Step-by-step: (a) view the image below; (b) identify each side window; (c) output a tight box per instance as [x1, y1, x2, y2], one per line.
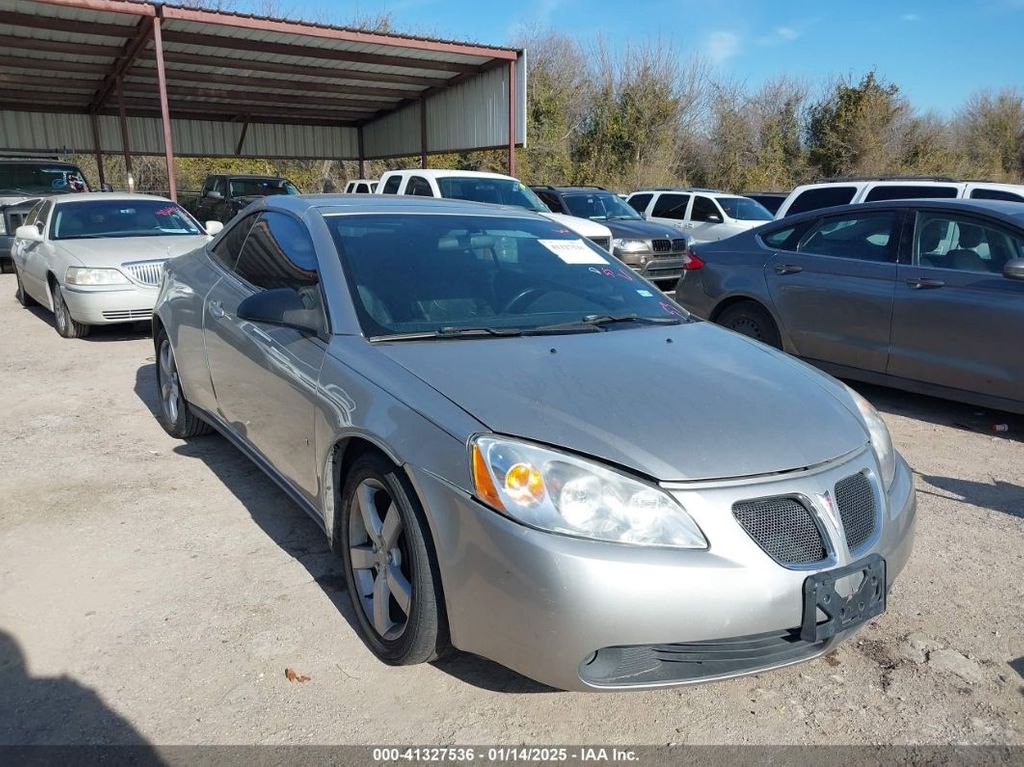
[626, 193, 652, 214]
[381, 175, 402, 195]
[799, 211, 900, 262]
[37, 200, 54, 236]
[786, 186, 857, 216]
[536, 191, 563, 212]
[201, 177, 216, 196]
[651, 193, 691, 220]
[864, 184, 958, 202]
[214, 177, 227, 197]
[404, 176, 433, 197]
[913, 212, 1024, 273]
[691, 196, 721, 222]
[970, 187, 1024, 203]
[24, 201, 43, 227]
[760, 222, 811, 251]
[234, 212, 322, 312]
[210, 213, 258, 271]
[355, 183, 369, 194]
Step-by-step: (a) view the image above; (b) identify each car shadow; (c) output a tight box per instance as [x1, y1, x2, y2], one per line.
[845, 381, 1024, 444]
[917, 474, 1024, 519]
[0, 628, 164, 755]
[22, 304, 150, 343]
[133, 362, 560, 695]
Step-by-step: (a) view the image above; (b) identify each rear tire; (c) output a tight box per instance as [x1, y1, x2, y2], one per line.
[155, 329, 213, 438]
[50, 281, 90, 338]
[716, 301, 782, 349]
[339, 452, 449, 666]
[14, 267, 37, 307]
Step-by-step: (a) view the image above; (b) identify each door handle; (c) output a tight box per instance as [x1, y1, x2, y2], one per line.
[905, 277, 945, 289]
[208, 300, 228, 319]
[774, 264, 803, 275]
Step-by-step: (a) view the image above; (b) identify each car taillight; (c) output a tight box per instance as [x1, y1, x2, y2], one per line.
[682, 248, 704, 270]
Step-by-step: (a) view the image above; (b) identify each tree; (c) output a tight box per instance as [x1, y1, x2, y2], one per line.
[955, 89, 1024, 182]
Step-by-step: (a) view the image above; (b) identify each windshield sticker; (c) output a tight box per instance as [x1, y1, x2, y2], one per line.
[659, 301, 686, 318]
[539, 239, 607, 265]
[637, 289, 653, 297]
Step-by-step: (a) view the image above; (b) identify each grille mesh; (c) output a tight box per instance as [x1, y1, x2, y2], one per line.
[835, 473, 876, 550]
[733, 497, 827, 565]
[671, 238, 688, 252]
[652, 239, 671, 253]
[123, 261, 165, 287]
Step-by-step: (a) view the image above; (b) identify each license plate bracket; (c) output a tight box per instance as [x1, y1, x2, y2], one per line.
[801, 555, 886, 643]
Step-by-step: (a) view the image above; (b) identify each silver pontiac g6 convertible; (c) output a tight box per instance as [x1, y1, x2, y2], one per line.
[152, 194, 916, 691]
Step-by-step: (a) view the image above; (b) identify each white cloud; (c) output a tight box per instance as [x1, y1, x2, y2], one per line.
[705, 30, 740, 64]
[901, 12, 921, 21]
[775, 26, 799, 41]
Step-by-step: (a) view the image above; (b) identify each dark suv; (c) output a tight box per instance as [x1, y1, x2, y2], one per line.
[532, 186, 696, 285]
[191, 174, 299, 225]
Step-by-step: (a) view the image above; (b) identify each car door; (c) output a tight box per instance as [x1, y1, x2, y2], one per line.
[194, 176, 219, 222]
[688, 195, 724, 243]
[648, 193, 691, 231]
[203, 210, 329, 503]
[764, 209, 905, 374]
[19, 199, 54, 302]
[888, 209, 1024, 402]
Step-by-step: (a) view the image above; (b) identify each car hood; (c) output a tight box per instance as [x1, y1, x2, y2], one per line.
[540, 212, 612, 239]
[375, 322, 869, 481]
[603, 218, 683, 240]
[55, 235, 209, 267]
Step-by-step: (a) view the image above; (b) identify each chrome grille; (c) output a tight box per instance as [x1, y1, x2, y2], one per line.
[122, 260, 165, 287]
[588, 236, 610, 252]
[102, 309, 152, 321]
[835, 473, 876, 550]
[651, 239, 671, 253]
[733, 497, 827, 566]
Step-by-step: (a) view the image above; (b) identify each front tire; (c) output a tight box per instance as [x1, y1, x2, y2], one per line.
[51, 281, 90, 338]
[339, 453, 449, 666]
[155, 329, 212, 438]
[717, 301, 782, 349]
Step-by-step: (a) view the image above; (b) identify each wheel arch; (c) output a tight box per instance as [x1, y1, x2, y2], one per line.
[709, 293, 776, 324]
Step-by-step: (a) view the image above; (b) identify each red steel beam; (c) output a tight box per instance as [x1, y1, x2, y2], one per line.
[152, 15, 175, 201]
[120, 80, 393, 111]
[0, 34, 122, 58]
[90, 112, 106, 187]
[116, 77, 133, 176]
[128, 66, 418, 99]
[0, 75, 96, 92]
[90, 16, 155, 112]
[0, 55, 112, 76]
[420, 101, 427, 168]
[116, 96, 371, 122]
[508, 58, 516, 177]
[0, 9, 134, 38]
[159, 5, 517, 62]
[31, 0, 154, 16]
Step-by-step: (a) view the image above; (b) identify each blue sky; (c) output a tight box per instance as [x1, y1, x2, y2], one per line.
[263, 0, 1023, 114]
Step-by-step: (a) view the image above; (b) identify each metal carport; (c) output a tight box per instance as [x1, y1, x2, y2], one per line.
[0, 0, 526, 199]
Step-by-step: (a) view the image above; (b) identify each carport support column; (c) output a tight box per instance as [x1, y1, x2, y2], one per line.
[152, 15, 177, 201]
[90, 113, 106, 188]
[507, 58, 516, 177]
[420, 100, 428, 169]
[357, 125, 365, 179]
[116, 78, 133, 180]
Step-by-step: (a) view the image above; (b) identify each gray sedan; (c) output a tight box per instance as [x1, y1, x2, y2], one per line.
[153, 195, 916, 691]
[675, 199, 1024, 415]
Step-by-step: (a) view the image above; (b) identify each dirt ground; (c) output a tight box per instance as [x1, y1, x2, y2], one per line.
[0, 272, 1022, 747]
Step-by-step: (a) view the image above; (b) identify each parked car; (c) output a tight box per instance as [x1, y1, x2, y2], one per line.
[152, 193, 915, 691]
[674, 198, 1024, 415]
[531, 185, 696, 285]
[191, 174, 299, 224]
[743, 192, 788, 216]
[11, 193, 221, 338]
[626, 189, 774, 244]
[774, 176, 1024, 219]
[344, 179, 378, 194]
[0, 157, 91, 273]
[377, 169, 612, 250]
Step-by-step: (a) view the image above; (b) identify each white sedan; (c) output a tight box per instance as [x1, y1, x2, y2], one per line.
[11, 193, 222, 338]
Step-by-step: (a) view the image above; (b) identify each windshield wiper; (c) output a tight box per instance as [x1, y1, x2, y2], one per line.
[370, 326, 524, 343]
[531, 313, 683, 333]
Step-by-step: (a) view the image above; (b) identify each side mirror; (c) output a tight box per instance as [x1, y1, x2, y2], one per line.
[1004, 257, 1024, 281]
[15, 224, 42, 243]
[205, 220, 224, 236]
[205, 190, 223, 200]
[706, 214, 723, 224]
[236, 288, 324, 336]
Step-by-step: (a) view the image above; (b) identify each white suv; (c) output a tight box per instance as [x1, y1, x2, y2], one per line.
[625, 189, 773, 244]
[343, 179, 377, 194]
[774, 177, 1024, 219]
[377, 169, 612, 250]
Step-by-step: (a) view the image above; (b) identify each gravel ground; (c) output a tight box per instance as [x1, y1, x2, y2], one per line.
[0, 272, 1021, 747]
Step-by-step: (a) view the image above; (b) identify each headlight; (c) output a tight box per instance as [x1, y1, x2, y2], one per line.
[470, 436, 707, 549]
[64, 267, 130, 286]
[611, 238, 650, 253]
[847, 387, 896, 490]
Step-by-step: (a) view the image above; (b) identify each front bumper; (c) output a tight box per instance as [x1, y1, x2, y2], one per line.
[616, 252, 686, 283]
[61, 283, 158, 325]
[413, 447, 916, 691]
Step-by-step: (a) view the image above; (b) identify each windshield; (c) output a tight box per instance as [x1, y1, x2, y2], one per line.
[0, 164, 90, 195]
[51, 199, 204, 240]
[436, 177, 549, 212]
[228, 178, 298, 197]
[327, 213, 689, 339]
[718, 197, 773, 221]
[562, 192, 643, 221]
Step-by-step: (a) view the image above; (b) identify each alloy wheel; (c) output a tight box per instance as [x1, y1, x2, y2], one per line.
[348, 478, 413, 641]
[53, 287, 68, 333]
[158, 339, 181, 425]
